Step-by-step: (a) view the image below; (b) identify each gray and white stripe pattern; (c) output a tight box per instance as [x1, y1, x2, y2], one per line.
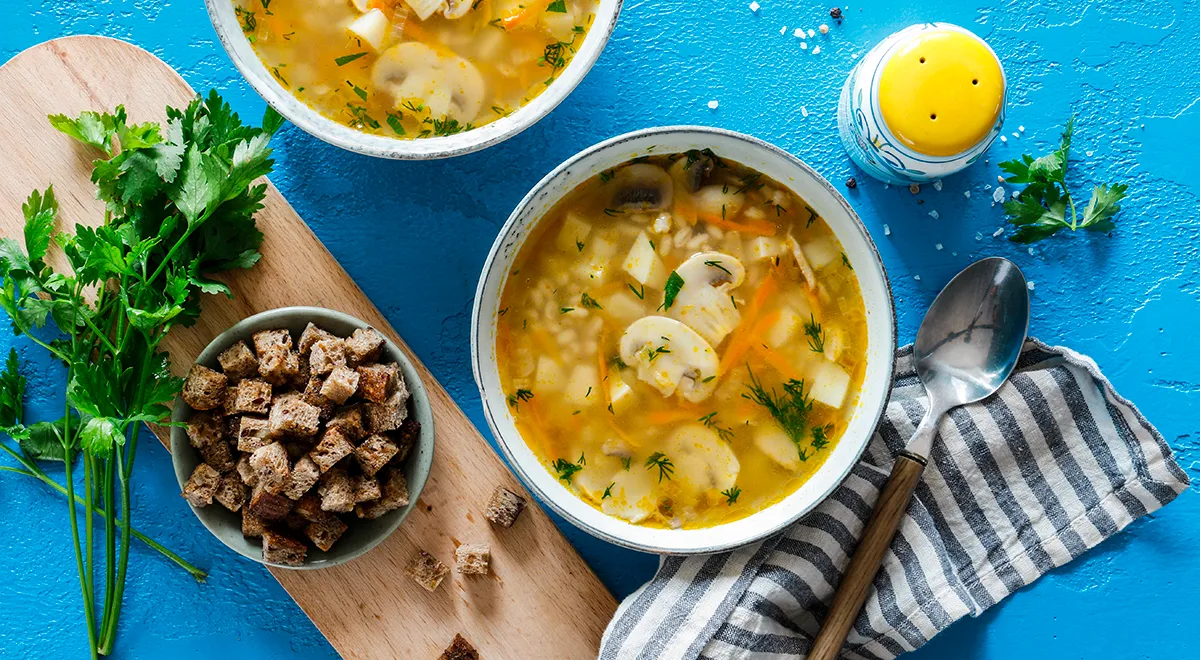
[600, 339, 1189, 660]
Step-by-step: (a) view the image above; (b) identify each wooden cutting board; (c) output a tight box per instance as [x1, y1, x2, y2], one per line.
[0, 35, 617, 659]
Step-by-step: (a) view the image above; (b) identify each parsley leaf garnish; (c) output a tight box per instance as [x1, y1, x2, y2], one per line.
[742, 366, 813, 447]
[721, 485, 741, 505]
[658, 271, 685, 311]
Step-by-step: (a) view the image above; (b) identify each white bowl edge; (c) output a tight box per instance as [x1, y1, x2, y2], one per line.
[471, 126, 897, 554]
[204, 0, 624, 160]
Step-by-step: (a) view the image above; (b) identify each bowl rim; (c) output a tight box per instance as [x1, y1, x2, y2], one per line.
[170, 306, 435, 570]
[203, 0, 624, 160]
[471, 125, 898, 554]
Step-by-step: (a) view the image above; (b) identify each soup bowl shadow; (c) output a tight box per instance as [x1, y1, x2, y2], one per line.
[471, 126, 897, 555]
[204, 0, 624, 160]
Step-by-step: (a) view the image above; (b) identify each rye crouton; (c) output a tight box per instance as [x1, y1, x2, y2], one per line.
[181, 463, 221, 507]
[268, 393, 321, 437]
[439, 634, 479, 660]
[222, 389, 241, 418]
[236, 454, 258, 487]
[282, 456, 321, 500]
[262, 530, 307, 567]
[237, 416, 272, 452]
[249, 442, 291, 494]
[327, 406, 366, 441]
[454, 543, 491, 575]
[214, 473, 248, 512]
[310, 427, 355, 473]
[233, 379, 273, 415]
[292, 493, 325, 522]
[298, 322, 336, 355]
[355, 469, 410, 519]
[186, 412, 224, 449]
[484, 486, 527, 528]
[354, 434, 399, 478]
[198, 437, 236, 473]
[217, 340, 259, 381]
[318, 467, 356, 513]
[392, 418, 420, 464]
[252, 328, 292, 356]
[355, 363, 397, 404]
[352, 475, 381, 503]
[320, 365, 359, 404]
[258, 347, 300, 386]
[405, 551, 450, 592]
[309, 338, 347, 375]
[241, 511, 268, 538]
[182, 364, 227, 411]
[302, 377, 335, 420]
[305, 516, 349, 552]
[345, 327, 385, 365]
[248, 487, 292, 520]
[363, 389, 409, 433]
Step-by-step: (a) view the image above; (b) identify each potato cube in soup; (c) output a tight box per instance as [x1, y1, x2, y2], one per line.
[810, 360, 852, 409]
[823, 325, 845, 362]
[749, 236, 785, 262]
[346, 9, 388, 51]
[590, 235, 620, 259]
[534, 356, 565, 393]
[598, 289, 646, 325]
[755, 424, 801, 472]
[622, 231, 668, 290]
[601, 468, 656, 524]
[572, 256, 609, 284]
[764, 306, 804, 349]
[606, 375, 634, 414]
[555, 212, 593, 252]
[564, 365, 599, 409]
[802, 238, 839, 269]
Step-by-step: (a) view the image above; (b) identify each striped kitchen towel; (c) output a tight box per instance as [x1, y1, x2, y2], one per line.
[600, 339, 1189, 660]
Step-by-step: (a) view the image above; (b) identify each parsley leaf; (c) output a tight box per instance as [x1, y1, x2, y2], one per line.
[658, 271, 685, 311]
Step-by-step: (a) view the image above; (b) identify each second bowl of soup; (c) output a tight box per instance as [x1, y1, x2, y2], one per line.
[472, 127, 896, 554]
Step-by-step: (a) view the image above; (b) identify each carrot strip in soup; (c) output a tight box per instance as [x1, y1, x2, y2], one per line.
[696, 211, 777, 237]
[501, 0, 553, 30]
[719, 268, 779, 375]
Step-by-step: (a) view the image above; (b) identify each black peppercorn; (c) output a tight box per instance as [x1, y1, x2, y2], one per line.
[845, 177, 857, 189]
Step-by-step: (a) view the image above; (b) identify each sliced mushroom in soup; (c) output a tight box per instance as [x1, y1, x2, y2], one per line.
[495, 151, 869, 529]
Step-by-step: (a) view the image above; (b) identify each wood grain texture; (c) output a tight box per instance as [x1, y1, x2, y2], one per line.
[808, 452, 926, 660]
[0, 35, 616, 659]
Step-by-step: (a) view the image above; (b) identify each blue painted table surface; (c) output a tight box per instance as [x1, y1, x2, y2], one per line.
[1, 0, 1198, 658]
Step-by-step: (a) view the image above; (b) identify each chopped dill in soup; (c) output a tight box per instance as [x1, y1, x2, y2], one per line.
[233, 0, 598, 138]
[496, 151, 869, 529]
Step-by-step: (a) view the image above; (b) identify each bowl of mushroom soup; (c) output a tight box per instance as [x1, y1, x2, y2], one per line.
[472, 127, 897, 554]
[205, 0, 623, 159]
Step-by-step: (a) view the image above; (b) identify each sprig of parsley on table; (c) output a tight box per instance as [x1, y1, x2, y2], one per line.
[999, 117, 1128, 244]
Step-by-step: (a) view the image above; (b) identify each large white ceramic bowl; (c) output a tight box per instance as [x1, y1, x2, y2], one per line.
[204, 0, 623, 159]
[471, 127, 897, 554]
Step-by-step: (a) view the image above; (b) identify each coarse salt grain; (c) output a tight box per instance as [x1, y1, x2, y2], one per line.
[1086, 150, 1094, 157]
[808, 28, 816, 37]
[794, 27, 804, 37]
[801, 42, 808, 49]
[932, 180, 943, 191]
[975, 232, 983, 241]
[952, 251, 958, 256]
[914, 275, 922, 281]
[1012, 132, 1020, 138]
[780, 25, 787, 35]
[883, 224, 891, 236]
[964, 190, 972, 198]
[1000, 135, 1008, 143]
[1018, 125, 1025, 132]
[801, 106, 809, 117]
[819, 24, 829, 34]
[707, 100, 719, 109]
[992, 187, 1005, 203]
[929, 210, 939, 219]
[749, 1, 759, 11]
[1027, 247, 1034, 255]
[984, 184, 992, 190]
[1027, 281, 1035, 291]
[935, 243, 944, 250]
[992, 227, 1004, 237]
[812, 46, 821, 54]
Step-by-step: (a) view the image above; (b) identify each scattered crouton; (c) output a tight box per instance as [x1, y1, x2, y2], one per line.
[283, 456, 321, 500]
[439, 634, 479, 660]
[363, 390, 409, 433]
[236, 454, 258, 487]
[320, 365, 359, 404]
[214, 473, 248, 512]
[262, 530, 308, 566]
[293, 493, 326, 522]
[186, 412, 224, 449]
[356, 363, 397, 404]
[391, 418, 420, 464]
[182, 364, 227, 411]
[455, 543, 491, 576]
[327, 405, 366, 441]
[318, 467, 356, 513]
[345, 327, 385, 365]
[233, 378, 273, 415]
[248, 487, 292, 520]
[249, 441, 291, 494]
[268, 393, 322, 437]
[305, 516, 349, 552]
[310, 427, 355, 473]
[355, 434, 399, 477]
[199, 437, 236, 473]
[298, 322, 336, 355]
[309, 337, 347, 375]
[485, 486, 527, 528]
[405, 550, 450, 592]
[252, 329, 292, 356]
[242, 511, 267, 538]
[258, 346, 300, 386]
[181, 463, 221, 507]
[237, 416, 272, 452]
[217, 341, 259, 381]
[352, 475, 381, 503]
[355, 468, 409, 519]
[302, 377, 335, 420]
[222, 389, 240, 418]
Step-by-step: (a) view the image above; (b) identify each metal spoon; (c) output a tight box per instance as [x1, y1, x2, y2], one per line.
[810, 257, 1029, 660]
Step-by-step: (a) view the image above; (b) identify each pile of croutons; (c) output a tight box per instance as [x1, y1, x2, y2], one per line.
[180, 322, 419, 566]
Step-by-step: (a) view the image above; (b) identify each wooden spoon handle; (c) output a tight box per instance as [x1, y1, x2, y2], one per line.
[808, 451, 927, 660]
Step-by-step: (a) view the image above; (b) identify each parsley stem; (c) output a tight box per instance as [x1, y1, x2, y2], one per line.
[0, 464, 206, 581]
[62, 442, 99, 659]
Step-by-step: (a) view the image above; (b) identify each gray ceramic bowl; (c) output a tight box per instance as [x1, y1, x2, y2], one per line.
[171, 307, 434, 570]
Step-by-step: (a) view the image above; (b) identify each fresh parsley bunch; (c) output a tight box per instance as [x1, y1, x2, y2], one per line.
[0, 91, 281, 658]
[1000, 117, 1128, 244]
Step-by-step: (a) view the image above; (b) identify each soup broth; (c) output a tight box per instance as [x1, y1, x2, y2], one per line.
[496, 151, 869, 529]
[233, 0, 598, 138]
